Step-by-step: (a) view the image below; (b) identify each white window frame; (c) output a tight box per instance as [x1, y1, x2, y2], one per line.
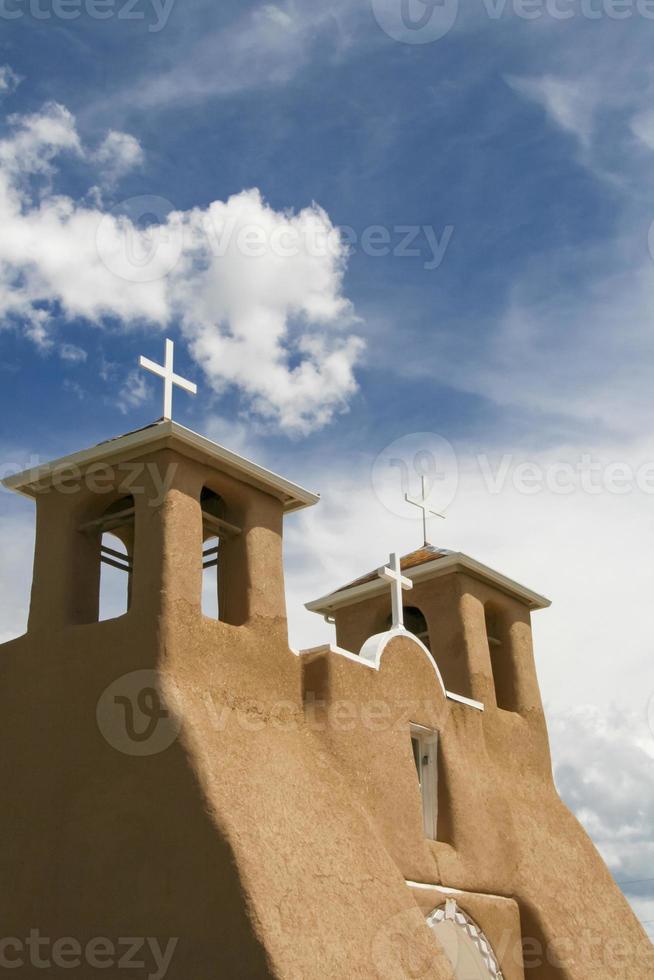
[410, 723, 439, 840]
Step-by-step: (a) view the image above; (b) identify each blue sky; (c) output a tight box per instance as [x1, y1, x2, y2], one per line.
[0, 0, 654, 934]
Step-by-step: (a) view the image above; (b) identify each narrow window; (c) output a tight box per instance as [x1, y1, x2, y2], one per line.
[98, 496, 134, 622]
[485, 605, 518, 711]
[410, 724, 438, 840]
[202, 533, 220, 619]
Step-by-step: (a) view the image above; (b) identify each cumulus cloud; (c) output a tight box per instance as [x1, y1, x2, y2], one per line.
[550, 705, 654, 923]
[92, 130, 144, 184]
[0, 100, 362, 433]
[0, 101, 82, 179]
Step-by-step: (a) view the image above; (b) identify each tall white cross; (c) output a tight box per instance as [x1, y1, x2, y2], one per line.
[139, 338, 197, 421]
[378, 552, 413, 630]
[405, 474, 444, 546]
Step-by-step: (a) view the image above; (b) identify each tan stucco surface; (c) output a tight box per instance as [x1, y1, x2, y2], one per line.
[0, 439, 651, 978]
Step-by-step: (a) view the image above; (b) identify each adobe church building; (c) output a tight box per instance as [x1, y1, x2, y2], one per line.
[0, 417, 651, 978]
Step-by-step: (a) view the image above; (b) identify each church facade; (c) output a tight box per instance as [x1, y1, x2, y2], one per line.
[0, 419, 650, 978]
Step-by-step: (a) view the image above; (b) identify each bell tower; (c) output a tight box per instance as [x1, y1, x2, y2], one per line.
[0, 419, 322, 979]
[8, 419, 318, 640]
[305, 544, 551, 714]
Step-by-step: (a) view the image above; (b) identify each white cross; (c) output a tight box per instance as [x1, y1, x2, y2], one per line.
[405, 474, 444, 545]
[378, 552, 413, 630]
[139, 338, 197, 421]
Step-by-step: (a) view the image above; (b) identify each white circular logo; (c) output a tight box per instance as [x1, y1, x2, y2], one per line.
[371, 0, 459, 44]
[372, 432, 459, 525]
[96, 195, 183, 284]
[97, 669, 181, 757]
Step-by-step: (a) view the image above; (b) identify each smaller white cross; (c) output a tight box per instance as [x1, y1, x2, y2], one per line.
[378, 552, 413, 630]
[405, 474, 444, 545]
[139, 338, 197, 421]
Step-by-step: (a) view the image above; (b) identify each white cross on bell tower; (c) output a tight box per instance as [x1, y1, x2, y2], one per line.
[139, 338, 197, 421]
[378, 552, 413, 630]
[405, 474, 444, 546]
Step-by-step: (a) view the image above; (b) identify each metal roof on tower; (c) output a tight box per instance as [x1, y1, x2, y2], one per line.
[2, 419, 320, 514]
[306, 543, 551, 615]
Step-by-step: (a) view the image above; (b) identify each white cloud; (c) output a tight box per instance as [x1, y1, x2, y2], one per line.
[59, 343, 87, 363]
[117, 370, 150, 414]
[506, 73, 597, 146]
[92, 130, 144, 184]
[120, 0, 358, 110]
[175, 189, 363, 432]
[0, 66, 20, 98]
[0, 101, 82, 179]
[0, 495, 33, 645]
[550, 705, 654, 921]
[630, 109, 654, 152]
[0, 100, 362, 434]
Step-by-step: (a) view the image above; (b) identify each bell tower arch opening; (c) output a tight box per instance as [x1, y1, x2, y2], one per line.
[201, 488, 225, 621]
[98, 495, 135, 623]
[385, 605, 431, 650]
[485, 603, 519, 712]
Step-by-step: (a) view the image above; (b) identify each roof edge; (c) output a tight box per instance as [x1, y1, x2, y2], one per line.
[2, 420, 319, 514]
[305, 551, 551, 614]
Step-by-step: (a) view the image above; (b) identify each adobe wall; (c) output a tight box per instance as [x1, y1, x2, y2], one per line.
[0, 446, 455, 979]
[0, 443, 651, 978]
[333, 571, 546, 713]
[300, 632, 652, 978]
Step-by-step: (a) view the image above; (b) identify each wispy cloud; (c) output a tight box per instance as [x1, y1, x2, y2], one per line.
[506, 73, 598, 147]
[117, 369, 149, 414]
[116, 0, 359, 111]
[59, 343, 87, 363]
[0, 65, 20, 98]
